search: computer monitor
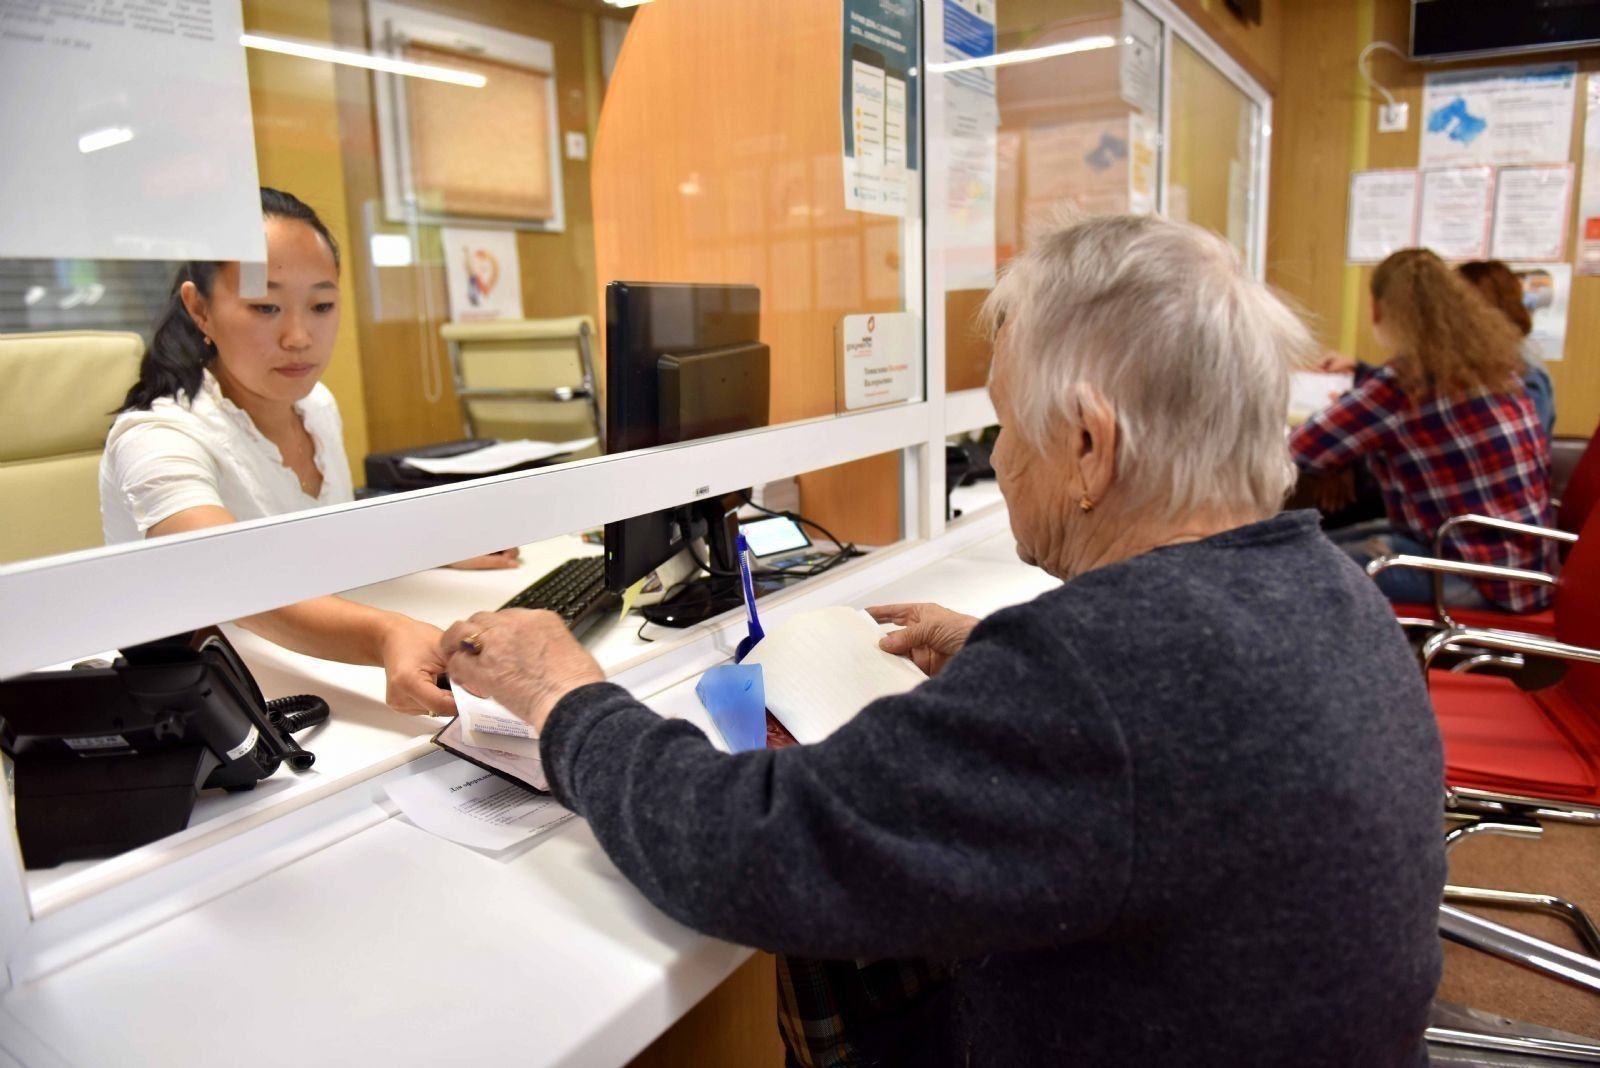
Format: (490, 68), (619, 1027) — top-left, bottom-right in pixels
(603, 282), (770, 626)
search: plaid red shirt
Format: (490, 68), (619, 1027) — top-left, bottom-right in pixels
(1290, 364), (1554, 612)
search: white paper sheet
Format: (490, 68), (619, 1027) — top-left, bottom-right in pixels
(1580, 78), (1600, 276)
(455, 685), (539, 740)
(744, 606), (927, 744)
(1420, 63), (1578, 170)
(1289, 371), (1354, 422)
(385, 759), (573, 852)
(402, 438), (597, 475)
(1491, 165), (1573, 262)
(1346, 171), (1419, 263)
(1418, 167), (1495, 260)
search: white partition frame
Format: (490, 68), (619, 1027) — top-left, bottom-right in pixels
(935, 0), (1273, 440)
(0, 0), (1273, 998)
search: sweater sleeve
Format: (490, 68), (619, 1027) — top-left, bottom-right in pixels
(539, 604), (1135, 961)
(1290, 370), (1403, 474)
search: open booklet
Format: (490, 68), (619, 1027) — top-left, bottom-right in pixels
(433, 687), (549, 793)
(743, 606), (928, 744)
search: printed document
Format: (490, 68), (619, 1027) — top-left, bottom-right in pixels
(385, 757), (572, 852)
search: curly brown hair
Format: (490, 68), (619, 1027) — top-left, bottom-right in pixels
(1370, 248), (1523, 398)
(1457, 259), (1534, 337)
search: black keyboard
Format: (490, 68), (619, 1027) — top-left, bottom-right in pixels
(501, 556), (621, 640)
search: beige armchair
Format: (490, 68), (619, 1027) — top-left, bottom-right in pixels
(0, 331), (143, 564)
(440, 316), (602, 459)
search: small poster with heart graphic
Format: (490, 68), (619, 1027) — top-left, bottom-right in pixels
(442, 227), (525, 321)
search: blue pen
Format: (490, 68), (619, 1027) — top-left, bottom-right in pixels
(733, 533), (765, 662)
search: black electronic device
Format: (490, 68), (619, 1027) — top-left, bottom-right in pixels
(602, 282), (770, 628)
(1411, 0), (1600, 61)
(0, 628), (328, 869)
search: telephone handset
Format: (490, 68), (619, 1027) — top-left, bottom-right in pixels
(0, 627), (331, 868)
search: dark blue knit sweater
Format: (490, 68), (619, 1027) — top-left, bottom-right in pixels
(542, 510), (1444, 1067)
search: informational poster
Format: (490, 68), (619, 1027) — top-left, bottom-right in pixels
(1491, 164), (1573, 262)
(1128, 112), (1160, 216)
(1417, 167), (1494, 260)
(941, 0), (999, 289)
(1346, 170), (1419, 263)
(1119, 1), (1161, 117)
(1512, 263), (1571, 362)
(441, 227), (525, 322)
(0, 0), (265, 270)
(1420, 63), (1578, 169)
(1579, 77), (1600, 276)
(842, 0), (919, 217)
(838, 312), (916, 411)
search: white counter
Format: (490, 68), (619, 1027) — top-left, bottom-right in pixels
(2, 502), (1056, 1068)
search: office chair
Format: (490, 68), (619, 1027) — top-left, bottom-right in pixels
(440, 317), (602, 457)
(0, 330), (143, 563)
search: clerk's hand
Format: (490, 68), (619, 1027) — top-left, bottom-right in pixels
(868, 602), (979, 678)
(1311, 350), (1357, 375)
(380, 617), (458, 717)
(441, 609), (605, 733)
(445, 548), (522, 570)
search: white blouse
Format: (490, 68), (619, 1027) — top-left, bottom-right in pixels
(99, 370), (353, 545)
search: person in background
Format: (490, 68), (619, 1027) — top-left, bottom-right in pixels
(1293, 247), (1553, 611)
(1458, 258), (1555, 437)
(437, 216), (1445, 1067)
(100, 187), (512, 717)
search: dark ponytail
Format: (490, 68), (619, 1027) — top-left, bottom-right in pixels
(117, 188), (341, 411)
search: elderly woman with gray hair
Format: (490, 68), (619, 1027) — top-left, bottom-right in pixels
(440, 216), (1445, 1067)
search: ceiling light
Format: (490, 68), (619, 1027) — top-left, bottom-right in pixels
(927, 34), (1117, 74)
(240, 33), (487, 87)
(78, 126), (134, 154)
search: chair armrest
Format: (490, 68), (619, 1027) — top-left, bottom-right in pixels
(1421, 625), (1600, 672)
(1365, 554), (1554, 630)
(1434, 513), (1577, 559)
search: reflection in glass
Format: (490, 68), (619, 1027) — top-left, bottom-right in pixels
(1169, 37), (1259, 265)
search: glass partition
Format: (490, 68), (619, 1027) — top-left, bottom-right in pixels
(0, 0), (924, 572)
(1168, 35), (1262, 271)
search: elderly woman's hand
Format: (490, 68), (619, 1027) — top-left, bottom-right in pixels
(440, 609), (606, 733)
(869, 602), (979, 678)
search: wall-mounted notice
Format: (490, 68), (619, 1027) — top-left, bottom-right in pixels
(1347, 170), (1419, 263)
(838, 312), (916, 411)
(0, 1), (265, 266)
(1491, 164), (1573, 262)
(1579, 76), (1600, 276)
(1119, 0), (1161, 117)
(1417, 167), (1494, 260)
(1512, 262), (1571, 362)
(442, 228), (525, 321)
(1128, 112), (1160, 216)
(1420, 63), (1578, 169)
(842, 0), (920, 218)
(941, 0), (999, 289)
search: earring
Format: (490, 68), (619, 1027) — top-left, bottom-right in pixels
(202, 336), (215, 348)
(1078, 494), (1094, 513)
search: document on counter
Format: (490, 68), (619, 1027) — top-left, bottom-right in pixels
(385, 757), (573, 852)
(401, 437), (597, 475)
(1288, 371), (1354, 422)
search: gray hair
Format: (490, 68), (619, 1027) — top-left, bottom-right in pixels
(982, 215), (1314, 522)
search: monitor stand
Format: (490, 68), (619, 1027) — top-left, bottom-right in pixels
(639, 498), (750, 628)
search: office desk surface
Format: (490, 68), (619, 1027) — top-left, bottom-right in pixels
(4, 508), (1058, 1068)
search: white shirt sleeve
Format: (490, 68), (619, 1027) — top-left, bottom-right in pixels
(102, 420), (229, 536)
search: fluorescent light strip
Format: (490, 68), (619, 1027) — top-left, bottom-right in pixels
(240, 33), (487, 88)
(927, 34), (1117, 74)
(78, 126), (134, 154)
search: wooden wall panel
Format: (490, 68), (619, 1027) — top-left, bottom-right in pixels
(625, 954), (784, 1068)
(1268, 0), (1600, 438)
(592, 0), (905, 545)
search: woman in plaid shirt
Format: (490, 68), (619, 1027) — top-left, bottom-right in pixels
(1291, 248), (1554, 612)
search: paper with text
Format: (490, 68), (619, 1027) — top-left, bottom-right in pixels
(402, 438), (597, 476)
(386, 758), (572, 852)
(744, 606), (927, 744)
(1289, 371), (1354, 422)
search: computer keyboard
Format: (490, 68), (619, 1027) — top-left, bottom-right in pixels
(500, 555), (621, 640)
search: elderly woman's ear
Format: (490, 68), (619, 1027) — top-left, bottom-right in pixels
(1065, 385), (1119, 509)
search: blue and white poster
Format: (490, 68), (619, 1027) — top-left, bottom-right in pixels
(842, 0), (920, 217)
(1420, 63), (1578, 169)
(939, 0), (998, 286)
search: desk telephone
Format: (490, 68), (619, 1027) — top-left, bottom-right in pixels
(0, 627), (329, 869)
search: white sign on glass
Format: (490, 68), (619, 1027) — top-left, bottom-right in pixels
(0, 2), (265, 267)
(1120, 1), (1162, 117)
(441, 227), (525, 321)
(1420, 63), (1578, 169)
(1417, 167), (1494, 260)
(837, 312), (916, 411)
(1491, 164), (1573, 262)
(1346, 170), (1419, 263)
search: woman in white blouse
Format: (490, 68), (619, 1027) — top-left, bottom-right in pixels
(101, 188), (503, 717)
